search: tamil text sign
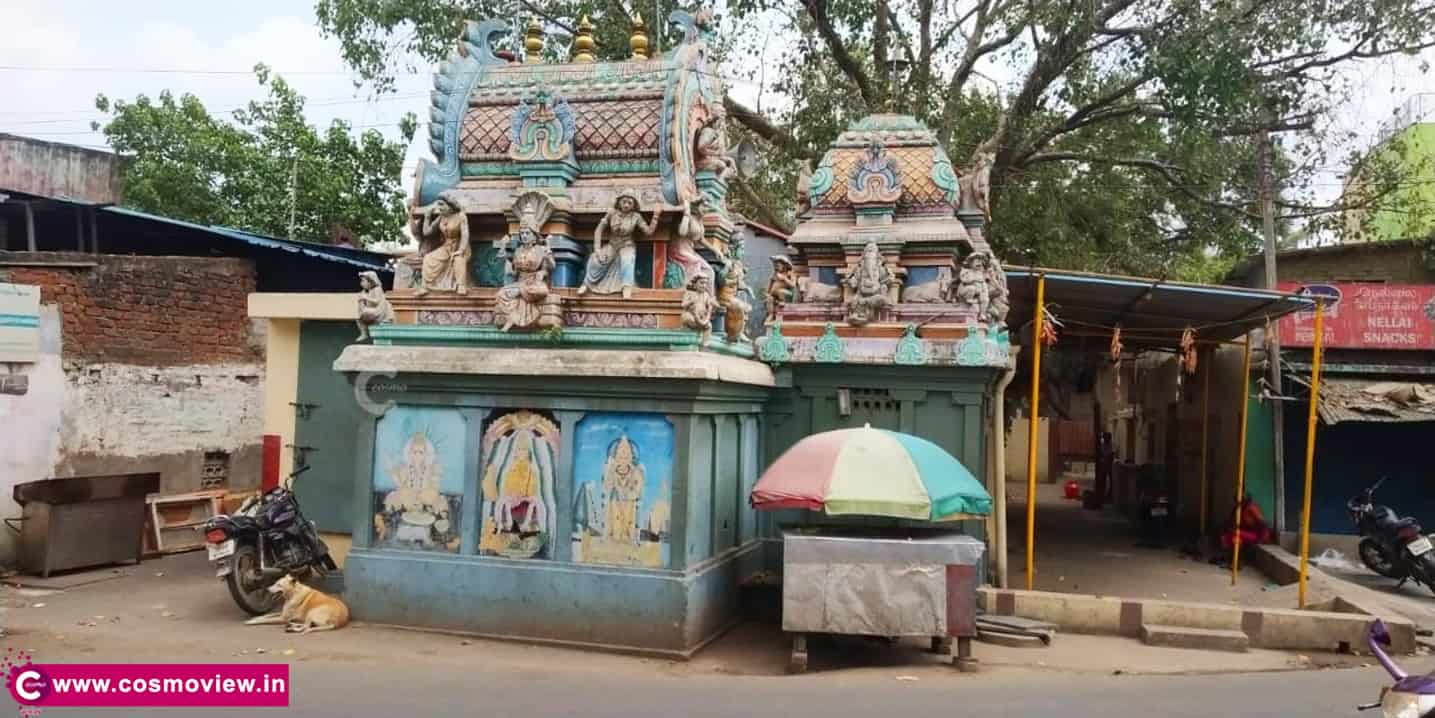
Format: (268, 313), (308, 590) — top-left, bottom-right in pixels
(0, 282), (41, 362)
(1278, 281), (1435, 350)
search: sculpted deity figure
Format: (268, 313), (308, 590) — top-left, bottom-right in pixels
(844, 241), (899, 326)
(718, 257), (753, 343)
(415, 192), (471, 297)
(681, 273), (720, 345)
(795, 159), (813, 216)
(959, 151), (994, 218)
(765, 255), (798, 325)
(355, 271), (394, 342)
(580, 190), (661, 300)
(984, 251), (1011, 326)
(667, 197), (715, 288)
(694, 120), (737, 180)
(955, 251), (996, 322)
(494, 227), (559, 332)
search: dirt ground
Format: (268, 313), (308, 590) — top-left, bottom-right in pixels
(0, 550), (1345, 679)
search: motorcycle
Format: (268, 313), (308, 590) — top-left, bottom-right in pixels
(202, 466), (337, 615)
(1347, 478), (1435, 595)
(1359, 620), (1435, 717)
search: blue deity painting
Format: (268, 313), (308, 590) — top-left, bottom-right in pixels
(572, 413), (674, 568)
(371, 407), (466, 553)
(479, 410), (560, 559)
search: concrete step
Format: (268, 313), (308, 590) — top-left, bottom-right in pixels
(1140, 624), (1250, 653)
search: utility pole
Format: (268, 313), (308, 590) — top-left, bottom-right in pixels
(1257, 130), (1287, 534)
(287, 153), (299, 241)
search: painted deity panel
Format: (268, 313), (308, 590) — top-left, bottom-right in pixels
(372, 407), (466, 553)
(479, 410), (560, 559)
(571, 413), (674, 568)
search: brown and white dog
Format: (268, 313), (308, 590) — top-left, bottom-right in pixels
(243, 575), (350, 634)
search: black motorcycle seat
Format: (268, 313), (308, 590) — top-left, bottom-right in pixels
(1372, 506), (1419, 532)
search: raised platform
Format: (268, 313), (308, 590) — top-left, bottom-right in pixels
(344, 542), (765, 658)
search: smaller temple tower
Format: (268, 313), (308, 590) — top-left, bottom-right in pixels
(758, 113), (1009, 367)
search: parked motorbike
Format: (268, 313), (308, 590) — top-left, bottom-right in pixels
(202, 466), (337, 615)
(1358, 619), (1435, 717)
(1347, 478), (1435, 595)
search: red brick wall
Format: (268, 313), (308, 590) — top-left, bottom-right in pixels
(0, 252), (259, 365)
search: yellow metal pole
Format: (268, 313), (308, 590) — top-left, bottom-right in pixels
(1298, 301), (1326, 609)
(1199, 348), (1211, 537)
(1025, 275), (1046, 591)
(1231, 334), (1253, 585)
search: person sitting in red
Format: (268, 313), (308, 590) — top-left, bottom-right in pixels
(1222, 494), (1274, 555)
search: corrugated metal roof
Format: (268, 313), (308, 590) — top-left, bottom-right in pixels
(1007, 267), (1312, 348)
(101, 206), (392, 273)
(1317, 379), (1435, 424)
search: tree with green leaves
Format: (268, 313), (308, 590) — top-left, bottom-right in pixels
(94, 65), (418, 247)
(314, 0), (1435, 276)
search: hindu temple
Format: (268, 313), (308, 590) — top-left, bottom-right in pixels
(333, 8), (1012, 656)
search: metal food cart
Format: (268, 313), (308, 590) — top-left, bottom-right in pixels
(781, 527), (985, 673)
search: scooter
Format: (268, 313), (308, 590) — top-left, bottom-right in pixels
(202, 466), (337, 616)
(1347, 478), (1435, 595)
(1359, 619), (1435, 717)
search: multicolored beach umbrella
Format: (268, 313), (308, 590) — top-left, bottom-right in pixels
(750, 425), (992, 521)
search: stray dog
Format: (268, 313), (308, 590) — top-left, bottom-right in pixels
(243, 575), (350, 634)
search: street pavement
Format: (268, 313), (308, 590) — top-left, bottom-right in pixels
(24, 657), (1418, 717)
(5, 551), (1432, 717)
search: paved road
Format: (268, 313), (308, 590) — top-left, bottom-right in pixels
(29, 656), (1407, 717)
(9, 552), (1428, 717)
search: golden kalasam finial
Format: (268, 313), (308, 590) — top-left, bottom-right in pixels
(573, 15), (595, 63)
(524, 17), (544, 63)
(630, 12), (649, 60)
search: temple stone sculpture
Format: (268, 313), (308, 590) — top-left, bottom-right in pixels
(666, 198), (715, 290)
(900, 267), (952, 303)
(959, 151), (993, 218)
(955, 251), (991, 320)
(765, 255), (798, 325)
(413, 192), (471, 296)
(494, 226), (560, 332)
(984, 251), (1010, 327)
(718, 244), (753, 343)
(580, 190), (661, 300)
(681, 273), (719, 344)
(356, 271), (395, 341)
(843, 241), (900, 326)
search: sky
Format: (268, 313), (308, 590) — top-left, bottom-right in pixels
(3, 0), (1434, 233)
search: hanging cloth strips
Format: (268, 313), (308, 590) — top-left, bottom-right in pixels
(1180, 326), (1198, 375)
(1040, 307), (1061, 347)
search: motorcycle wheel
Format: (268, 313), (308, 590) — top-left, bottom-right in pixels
(225, 544), (280, 616)
(1359, 538), (1402, 579)
(1414, 554), (1435, 596)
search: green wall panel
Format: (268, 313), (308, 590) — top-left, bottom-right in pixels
(293, 321), (366, 532)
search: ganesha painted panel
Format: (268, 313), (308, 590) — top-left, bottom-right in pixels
(372, 407), (466, 553)
(571, 413), (674, 568)
(479, 410), (560, 559)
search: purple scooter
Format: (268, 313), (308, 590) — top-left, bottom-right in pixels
(1361, 620), (1435, 717)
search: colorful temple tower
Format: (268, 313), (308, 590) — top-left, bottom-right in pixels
(335, 10), (1009, 656)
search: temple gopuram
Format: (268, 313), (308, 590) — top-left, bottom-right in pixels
(333, 8), (1010, 656)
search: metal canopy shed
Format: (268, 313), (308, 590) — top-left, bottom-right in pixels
(1005, 268), (1313, 347)
(992, 266), (1329, 606)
